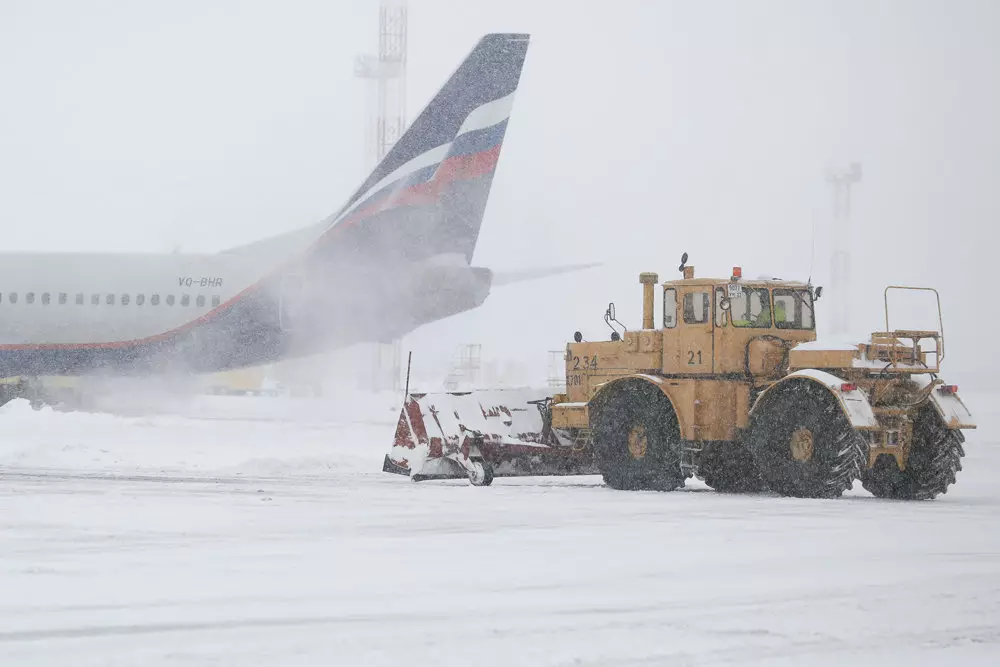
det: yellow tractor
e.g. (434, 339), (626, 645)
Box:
(546, 254), (974, 499)
(384, 254), (974, 499)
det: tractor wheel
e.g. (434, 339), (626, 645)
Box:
(746, 379), (866, 499)
(590, 381), (685, 491)
(698, 442), (768, 493)
(861, 406), (965, 500)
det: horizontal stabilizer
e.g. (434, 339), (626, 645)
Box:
(491, 263), (601, 287)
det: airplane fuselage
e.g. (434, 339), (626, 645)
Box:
(0, 247), (493, 376)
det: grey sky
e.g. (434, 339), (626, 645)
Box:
(1, 0), (996, 381)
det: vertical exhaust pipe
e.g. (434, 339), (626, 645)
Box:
(640, 272), (659, 330)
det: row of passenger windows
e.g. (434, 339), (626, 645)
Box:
(0, 292), (222, 308)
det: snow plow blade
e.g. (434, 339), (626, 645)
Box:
(384, 389), (596, 485)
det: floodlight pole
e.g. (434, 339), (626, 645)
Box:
(825, 162), (862, 336)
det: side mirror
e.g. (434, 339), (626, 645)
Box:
(574, 331), (583, 343)
(815, 286), (824, 300)
(678, 252), (689, 273)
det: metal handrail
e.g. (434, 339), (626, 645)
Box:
(883, 286), (945, 365)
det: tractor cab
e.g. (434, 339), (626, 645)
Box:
(659, 258), (819, 380)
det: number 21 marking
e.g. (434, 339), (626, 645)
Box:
(687, 350), (703, 365)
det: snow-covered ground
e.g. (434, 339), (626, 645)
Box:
(1, 392), (998, 666)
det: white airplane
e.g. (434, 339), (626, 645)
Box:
(0, 33), (579, 383)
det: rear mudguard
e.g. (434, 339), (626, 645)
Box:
(911, 374), (976, 430)
(751, 369), (878, 430)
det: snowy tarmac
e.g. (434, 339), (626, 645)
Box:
(2, 393), (998, 665)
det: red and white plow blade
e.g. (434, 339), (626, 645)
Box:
(383, 389), (596, 484)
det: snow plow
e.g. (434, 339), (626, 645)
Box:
(385, 254), (975, 499)
(382, 389), (597, 485)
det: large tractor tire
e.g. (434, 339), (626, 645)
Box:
(590, 380), (685, 491)
(861, 405), (965, 500)
(698, 442), (769, 493)
(746, 379), (867, 499)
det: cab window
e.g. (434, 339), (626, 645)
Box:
(663, 288), (677, 328)
(683, 291), (710, 324)
(730, 287), (772, 328)
(773, 289), (815, 330)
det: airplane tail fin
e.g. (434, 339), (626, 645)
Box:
(319, 33), (530, 263)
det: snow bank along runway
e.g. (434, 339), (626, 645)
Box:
(2, 393), (998, 666)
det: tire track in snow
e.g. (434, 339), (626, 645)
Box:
(556, 624), (1000, 666)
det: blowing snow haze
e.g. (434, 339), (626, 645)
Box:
(0, 1), (996, 384)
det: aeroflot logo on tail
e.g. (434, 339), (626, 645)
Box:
(178, 277), (224, 288)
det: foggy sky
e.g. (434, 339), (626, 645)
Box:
(1, 1), (996, 383)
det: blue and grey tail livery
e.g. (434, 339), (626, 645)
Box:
(317, 33), (530, 263)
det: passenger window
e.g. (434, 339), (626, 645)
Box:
(76, 293), (84, 305)
(26, 292), (35, 304)
(211, 295), (220, 308)
(663, 288), (677, 328)
(181, 294), (190, 307)
(196, 295), (205, 308)
(151, 294), (160, 306)
(166, 295), (175, 306)
(136, 294), (145, 306)
(8, 293), (16, 304)
(683, 292), (710, 324)
(715, 289), (727, 327)
(59, 292), (67, 305)
(121, 294), (130, 306)
(106, 294), (115, 305)
(91, 294), (100, 306)
(42, 292), (51, 305)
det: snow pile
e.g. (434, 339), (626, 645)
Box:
(0, 398), (394, 478)
(80, 381), (403, 425)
